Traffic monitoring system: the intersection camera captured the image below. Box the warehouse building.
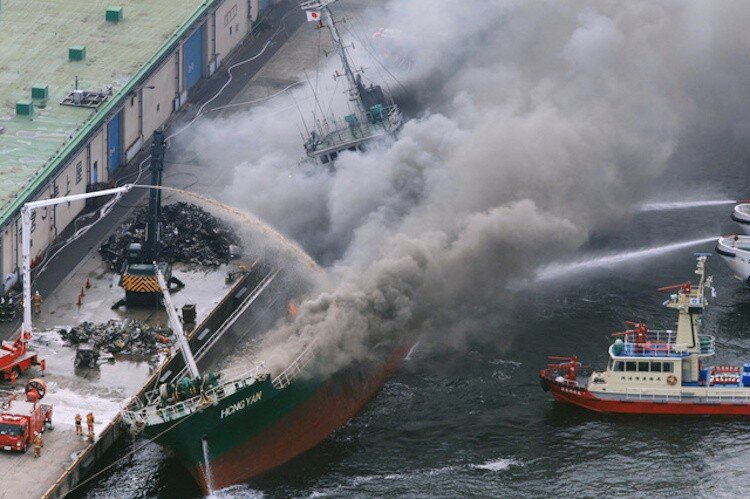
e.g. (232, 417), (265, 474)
(0, 0), (276, 289)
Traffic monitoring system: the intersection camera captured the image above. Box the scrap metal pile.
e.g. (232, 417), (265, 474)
(99, 202), (241, 269)
(59, 320), (172, 356)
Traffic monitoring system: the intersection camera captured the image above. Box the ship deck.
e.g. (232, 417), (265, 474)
(0, 246), (246, 499)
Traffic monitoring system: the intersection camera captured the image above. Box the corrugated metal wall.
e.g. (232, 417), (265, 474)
(184, 25), (205, 90)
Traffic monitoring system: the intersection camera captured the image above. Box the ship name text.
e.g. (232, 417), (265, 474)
(220, 391), (262, 419)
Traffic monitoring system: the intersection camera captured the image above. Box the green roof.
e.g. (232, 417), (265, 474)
(0, 0), (209, 225)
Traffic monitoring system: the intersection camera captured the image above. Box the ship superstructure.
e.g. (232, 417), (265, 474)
(540, 256), (750, 414)
(299, 0), (403, 166)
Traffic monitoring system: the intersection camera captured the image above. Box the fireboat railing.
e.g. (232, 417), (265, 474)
(624, 387), (750, 404)
(122, 365), (269, 426)
(614, 331), (715, 357)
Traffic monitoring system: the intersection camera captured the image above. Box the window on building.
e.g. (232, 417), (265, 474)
(157, 103), (160, 112)
(76, 161), (83, 184)
(30, 211), (36, 233)
(52, 183), (59, 197)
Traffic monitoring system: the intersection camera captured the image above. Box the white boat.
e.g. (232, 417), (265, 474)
(715, 235), (750, 285)
(732, 204), (750, 235)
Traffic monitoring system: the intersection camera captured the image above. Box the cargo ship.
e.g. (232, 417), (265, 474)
(122, 264), (411, 492)
(540, 255), (750, 415)
(122, 1), (410, 492)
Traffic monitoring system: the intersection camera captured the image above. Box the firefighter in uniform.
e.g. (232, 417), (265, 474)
(86, 412), (95, 442)
(32, 291), (42, 315)
(33, 432), (43, 458)
(74, 413), (83, 436)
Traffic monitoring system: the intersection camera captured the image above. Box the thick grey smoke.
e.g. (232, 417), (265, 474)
(179, 0), (750, 375)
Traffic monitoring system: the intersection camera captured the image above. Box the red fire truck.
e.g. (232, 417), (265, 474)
(0, 379), (52, 452)
(0, 333), (45, 382)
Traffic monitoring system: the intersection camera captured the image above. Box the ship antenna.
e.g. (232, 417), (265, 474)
(304, 70), (328, 129)
(301, 0), (367, 115)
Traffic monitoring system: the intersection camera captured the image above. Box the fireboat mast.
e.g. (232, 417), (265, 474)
(301, 0), (366, 115)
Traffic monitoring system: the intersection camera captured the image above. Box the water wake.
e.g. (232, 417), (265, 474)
(535, 236), (717, 281)
(638, 199), (736, 211)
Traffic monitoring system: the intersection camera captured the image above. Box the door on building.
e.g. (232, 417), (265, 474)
(107, 111), (122, 172)
(184, 25), (205, 91)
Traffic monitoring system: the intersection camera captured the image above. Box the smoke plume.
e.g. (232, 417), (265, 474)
(178, 0), (750, 375)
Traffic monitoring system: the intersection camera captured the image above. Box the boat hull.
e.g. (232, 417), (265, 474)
(541, 376), (750, 415)
(732, 204), (750, 235)
(145, 345), (410, 494)
(715, 236), (750, 285)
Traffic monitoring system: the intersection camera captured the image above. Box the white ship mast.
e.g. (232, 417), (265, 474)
(300, 0), (366, 115)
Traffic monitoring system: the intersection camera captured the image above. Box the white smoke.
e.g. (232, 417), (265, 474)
(178, 0), (750, 375)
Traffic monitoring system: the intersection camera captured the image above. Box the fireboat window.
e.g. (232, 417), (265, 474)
(663, 362), (674, 373)
(625, 362), (636, 372)
(613, 361), (624, 371)
(638, 362), (649, 372)
(651, 362), (662, 372)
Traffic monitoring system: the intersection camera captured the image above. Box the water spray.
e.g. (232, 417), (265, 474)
(131, 184), (322, 272)
(535, 236), (718, 282)
(637, 199), (741, 212)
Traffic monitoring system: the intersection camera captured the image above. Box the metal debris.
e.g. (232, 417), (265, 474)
(59, 320), (172, 356)
(99, 202), (241, 269)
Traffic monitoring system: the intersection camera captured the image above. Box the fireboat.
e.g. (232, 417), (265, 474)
(540, 255), (750, 415)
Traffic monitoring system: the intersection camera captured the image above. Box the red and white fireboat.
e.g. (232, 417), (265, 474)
(540, 255), (750, 415)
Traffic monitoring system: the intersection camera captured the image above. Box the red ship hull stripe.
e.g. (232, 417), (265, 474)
(543, 378), (750, 415)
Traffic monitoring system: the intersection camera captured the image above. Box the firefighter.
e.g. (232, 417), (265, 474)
(86, 412), (95, 442)
(33, 432), (43, 458)
(74, 413), (83, 436)
(32, 291), (42, 315)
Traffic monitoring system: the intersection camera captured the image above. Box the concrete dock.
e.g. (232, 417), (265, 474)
(0, 244), (246, 499)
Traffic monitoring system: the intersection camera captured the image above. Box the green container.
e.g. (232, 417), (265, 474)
(31, 84), (48, 100)
(16, 100), (33, 117)
(613, 338), (624, 356)
(69, 45), (86, 61)
(106, 7), (123, 22)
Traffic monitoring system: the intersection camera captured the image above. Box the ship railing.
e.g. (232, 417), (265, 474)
(308, 105), (402, 154)
(272, 340), (318, 389)
(624, 387), (683, 402)
(122, 365), (269, 426)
